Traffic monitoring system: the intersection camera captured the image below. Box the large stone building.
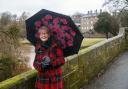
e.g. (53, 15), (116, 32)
(81, 10), (102, 34)
(71, 13), (84, 29)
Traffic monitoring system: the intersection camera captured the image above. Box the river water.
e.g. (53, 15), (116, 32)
(20, 44), (35, 69)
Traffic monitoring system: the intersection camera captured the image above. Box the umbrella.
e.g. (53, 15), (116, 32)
(25, 9), (84, 57)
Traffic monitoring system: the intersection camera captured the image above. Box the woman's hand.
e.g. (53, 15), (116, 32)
(41, 56), (51, 68)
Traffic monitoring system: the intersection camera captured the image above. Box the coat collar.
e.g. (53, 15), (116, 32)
(41, 37), (52, 49)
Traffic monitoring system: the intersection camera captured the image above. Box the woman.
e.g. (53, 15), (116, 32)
(33, 26), (65, 89)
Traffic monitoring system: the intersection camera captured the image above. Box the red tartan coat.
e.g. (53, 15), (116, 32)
(33, 39), (65, 89)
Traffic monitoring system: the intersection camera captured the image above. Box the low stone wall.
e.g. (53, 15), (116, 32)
(0, 70), (36, 89)
(125, 27), (128, 50)
(62, 28), (126, 89)
(0, 28), (127, 89)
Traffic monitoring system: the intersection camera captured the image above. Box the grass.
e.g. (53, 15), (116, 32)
(81, 38), (106, 49)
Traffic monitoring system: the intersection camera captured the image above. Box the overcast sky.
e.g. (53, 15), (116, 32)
(0, 0), (106, 16)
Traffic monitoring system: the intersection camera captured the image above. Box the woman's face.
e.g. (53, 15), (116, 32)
(38, 29), (49, 42)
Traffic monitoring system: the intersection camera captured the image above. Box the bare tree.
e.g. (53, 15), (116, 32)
(103, 0), (128, 11)
(0, 12), (30, 81)
(0, 12), (12, 26)
(18, 12), (30, 38)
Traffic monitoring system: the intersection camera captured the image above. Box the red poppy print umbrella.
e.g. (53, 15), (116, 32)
(25, 9), (84, 57)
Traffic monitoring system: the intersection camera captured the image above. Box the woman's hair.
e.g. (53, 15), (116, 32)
(35, 26), (50, 39)
(38, 26), (50, 35)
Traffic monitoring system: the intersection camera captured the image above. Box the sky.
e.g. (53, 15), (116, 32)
(0, 0), (106, 16)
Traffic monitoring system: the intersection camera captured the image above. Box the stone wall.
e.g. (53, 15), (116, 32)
(125, 27), (128, 50)
(0, 28), (127, 89)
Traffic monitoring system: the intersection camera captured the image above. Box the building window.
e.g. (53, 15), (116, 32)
(91, 21), (93, 24)
(91, 26), (93, 29)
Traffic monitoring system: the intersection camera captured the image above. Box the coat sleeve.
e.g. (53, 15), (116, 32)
(33, 54), (43, 72)
(50, 46), (65, 68)
(33, 44), (44, 72)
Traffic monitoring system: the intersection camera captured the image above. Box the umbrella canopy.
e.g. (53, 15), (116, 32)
(25, 9), (84, 57)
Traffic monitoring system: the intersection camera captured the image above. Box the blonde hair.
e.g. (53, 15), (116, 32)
(38, 26), (50, 35)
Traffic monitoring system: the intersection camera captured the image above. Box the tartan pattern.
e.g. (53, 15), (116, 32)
(35, 73), (62, 89)
(33, 39), (65, 89)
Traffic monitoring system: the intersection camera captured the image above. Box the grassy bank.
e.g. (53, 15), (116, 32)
(81, 38), (106, 49)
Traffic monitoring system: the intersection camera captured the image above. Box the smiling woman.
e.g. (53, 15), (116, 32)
(37, 26), (50, 42)
(33, 26), (65, 89)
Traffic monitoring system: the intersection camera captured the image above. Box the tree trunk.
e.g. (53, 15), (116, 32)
(106, 32), (109, 39)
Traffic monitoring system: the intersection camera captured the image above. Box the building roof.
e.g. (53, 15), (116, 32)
(83, 13), (98, 18)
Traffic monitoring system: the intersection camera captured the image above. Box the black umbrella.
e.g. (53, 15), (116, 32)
(25, 9), (84, 57)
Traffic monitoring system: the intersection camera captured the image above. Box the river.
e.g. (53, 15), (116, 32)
(20, 44), (35, 69)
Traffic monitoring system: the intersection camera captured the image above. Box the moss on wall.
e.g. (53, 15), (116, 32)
(0, 70), (36, 89)
(125, 28), (128, 50)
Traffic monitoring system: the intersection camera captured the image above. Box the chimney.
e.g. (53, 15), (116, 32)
(88, 11), (90, 14)
(95, 9), (97, 14)
(90, 10), (92, 14)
